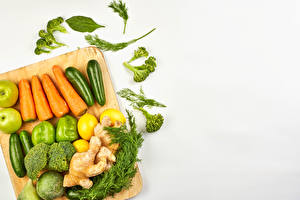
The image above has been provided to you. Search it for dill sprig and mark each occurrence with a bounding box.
[66,110,143,200]
[85,28,156,52]
[108,0,129,34]
[117,87,166,108]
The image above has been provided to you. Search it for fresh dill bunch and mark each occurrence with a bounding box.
[85,28,156,52]
[108,0,129,34]
[117,87,166,108]
[66,110,143,200]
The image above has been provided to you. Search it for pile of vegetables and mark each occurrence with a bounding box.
[9,118,77,180]
[66,111,143,200]
[15,109,141,200]
[18,59,105,122]
[0,0,169,199]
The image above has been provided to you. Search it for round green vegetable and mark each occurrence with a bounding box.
[19,130,33,155]
[36,171,64,200]
[9,133,26,177]
[87,60,106,106]
[32,121,55,145]
[65,67,94,106]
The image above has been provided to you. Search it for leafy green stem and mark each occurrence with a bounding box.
[85,28,156,52]
[130,28,156,43]
[123,20,127,34]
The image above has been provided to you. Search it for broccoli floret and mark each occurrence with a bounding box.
[123,61,150,82]
[47,17,67,34]
[24,143,50,180]
[36,38,59,50]
[144,56,157,72]
[123,49,157,82]
[134,57,157,73]
[38,30,66,46]
[136,107,164,133]
[128,47,149,63]
[34,47,50,55]
[58,141,76,162]
[48,143,69,172]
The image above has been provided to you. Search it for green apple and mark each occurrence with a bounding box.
[0,108,22,134]
[0,80,18,107]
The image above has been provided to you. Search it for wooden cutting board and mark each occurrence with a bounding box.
[0,47,143,199]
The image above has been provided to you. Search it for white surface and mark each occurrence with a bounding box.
[1,0,300,199]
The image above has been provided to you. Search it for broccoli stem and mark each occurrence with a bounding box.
[123,62,137,73]
[135,107,151,120]
[53,41,66,46]
[128,56,136,63]
[56,26,68,33]
[46,45,60,50]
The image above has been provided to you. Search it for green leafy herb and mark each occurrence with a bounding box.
[66,110,143,200]
[108,0,129,34]
[117,87,166,108]
[66,16,105,33]
[85,28,156,51]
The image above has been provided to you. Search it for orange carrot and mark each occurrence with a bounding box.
[19,79,37,122]
[31,75,53,121]
[41,74,69,117]
[52,65,87,116]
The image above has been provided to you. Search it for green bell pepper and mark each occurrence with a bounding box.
[31,121,55,146]
[56,115,78,142]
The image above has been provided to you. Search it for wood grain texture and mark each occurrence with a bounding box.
[0,47,143,199]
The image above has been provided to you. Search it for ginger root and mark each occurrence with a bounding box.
[64,116,122,189]
[64,136,108,189]
[94,116,122,154]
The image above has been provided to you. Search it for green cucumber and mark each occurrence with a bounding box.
[65,67,94,106]
[19,130,33,155]
[9,133,26,177]
[87,60,106,106]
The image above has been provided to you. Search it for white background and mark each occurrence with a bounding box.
[1,0,300,199]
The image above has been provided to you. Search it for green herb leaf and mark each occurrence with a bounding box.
[85,28,156,51]
[117,87,166,108]
[66,16,105,33]
[108,0,129,34]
